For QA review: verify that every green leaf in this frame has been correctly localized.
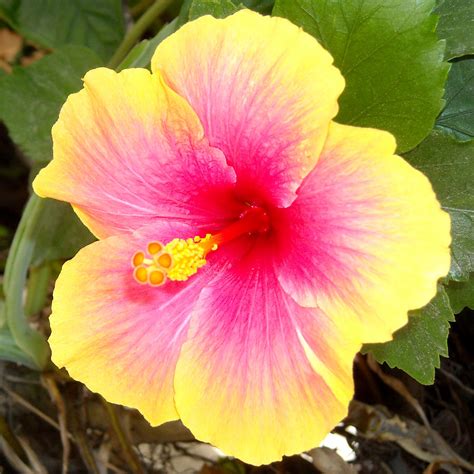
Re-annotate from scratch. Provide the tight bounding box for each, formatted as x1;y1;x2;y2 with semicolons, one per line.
273;0;449;153
185;0;273;21
189;0;243;19
3;196;50;369
31;199;95;266
117;18;178;71
446;275;474;313
405;131;474;281
0;298;5;329
435;0;474;59
436;58;474;142
241;0;275;13
363;286;454;385
25;264;51;317
3;193;94;370
0;45;102;164
1;295;39;367
177;0;193;27
0;0;124;61
0;47;100;369
0;326;37;368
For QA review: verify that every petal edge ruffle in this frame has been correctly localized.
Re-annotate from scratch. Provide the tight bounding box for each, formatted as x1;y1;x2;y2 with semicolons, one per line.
49;221;218;424
152;10;344;208
173;250;360;465
275;122;451;344
34;67;237;239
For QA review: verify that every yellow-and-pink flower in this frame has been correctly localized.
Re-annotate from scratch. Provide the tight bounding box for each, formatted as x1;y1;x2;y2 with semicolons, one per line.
33;10;450;465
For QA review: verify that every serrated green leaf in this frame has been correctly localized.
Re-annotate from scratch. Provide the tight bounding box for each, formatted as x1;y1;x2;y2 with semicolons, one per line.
189;0;243;19
446;274;474;313
0;0;124;61
436;58;474;141
185;0;273;21
0;46;102;164
435;0;474;59
273;0;449;153
405;131;474;281
363;286;454;385
241;0;274;13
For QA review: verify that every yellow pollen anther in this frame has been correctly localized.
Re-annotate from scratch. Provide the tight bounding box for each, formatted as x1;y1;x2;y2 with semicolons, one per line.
132;241;169;286
131;236;219;286
156;253;172;269
132;251;145;267
132;206;270;287
163;234;214;282
134;266;148;283
147;241;162;255
149;270;165;286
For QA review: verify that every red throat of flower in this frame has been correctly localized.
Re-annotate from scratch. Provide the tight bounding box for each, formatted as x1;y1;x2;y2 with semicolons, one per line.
131;206;270;287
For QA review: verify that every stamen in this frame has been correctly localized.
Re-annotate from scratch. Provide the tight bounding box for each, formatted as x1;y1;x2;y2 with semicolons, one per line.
131;206;270;287
156;253;172;269
164;234;214;282
132;240;170;286
149;269;165;286
132;251;145;267
147;241;162;255
133;266;148;283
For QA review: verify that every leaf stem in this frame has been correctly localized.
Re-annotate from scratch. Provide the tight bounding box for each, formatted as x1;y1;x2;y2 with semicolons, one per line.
129;0;154;18
3;195;50;369
108;0;174;69
25;264;51;317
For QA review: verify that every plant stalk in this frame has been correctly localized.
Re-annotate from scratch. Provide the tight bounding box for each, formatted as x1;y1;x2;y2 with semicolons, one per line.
108;0;174;69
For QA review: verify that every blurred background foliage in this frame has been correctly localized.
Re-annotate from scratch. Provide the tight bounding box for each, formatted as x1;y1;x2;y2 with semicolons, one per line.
0;0;473;472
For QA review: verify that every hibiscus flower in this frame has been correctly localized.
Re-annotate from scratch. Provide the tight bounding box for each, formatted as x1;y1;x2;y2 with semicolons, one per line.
33;10;450;465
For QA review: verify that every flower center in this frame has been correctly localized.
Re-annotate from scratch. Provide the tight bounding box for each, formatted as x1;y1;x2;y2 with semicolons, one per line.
131;206;270;287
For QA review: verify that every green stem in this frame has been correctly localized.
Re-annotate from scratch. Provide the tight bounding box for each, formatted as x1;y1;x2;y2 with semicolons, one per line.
25;264;51;317
3;195;50;369
129;0;154;18
108;0;174;69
